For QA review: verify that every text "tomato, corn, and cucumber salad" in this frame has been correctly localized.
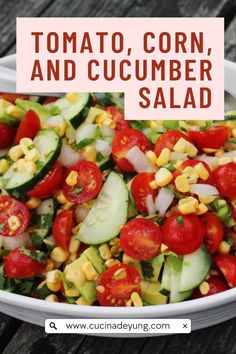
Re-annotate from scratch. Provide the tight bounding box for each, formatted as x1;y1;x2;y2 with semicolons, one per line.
0;92;235;307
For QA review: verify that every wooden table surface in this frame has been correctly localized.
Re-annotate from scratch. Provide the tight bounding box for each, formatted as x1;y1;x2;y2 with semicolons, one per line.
0;0;236;352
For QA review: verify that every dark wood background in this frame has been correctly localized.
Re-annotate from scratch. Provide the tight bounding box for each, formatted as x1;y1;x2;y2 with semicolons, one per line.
0;0;236;352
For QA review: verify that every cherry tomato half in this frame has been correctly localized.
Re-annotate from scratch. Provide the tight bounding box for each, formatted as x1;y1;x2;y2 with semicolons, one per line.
154;130;192;157
104;106;129;131
131;173;157;213
0;196;30;237
112;128;152;172
162;214;205;255
201;212;224;254
97;263;141;306
189;126;229;150
120;218;163;260
0;93;29;104
214;254;236;287
27;162;63;199
63;161;103;204
0;123;15;149
173;159;212;184
52;210;73;250
191;275;229;299
4;247;46;279
212;162;236;198
15;110;41;144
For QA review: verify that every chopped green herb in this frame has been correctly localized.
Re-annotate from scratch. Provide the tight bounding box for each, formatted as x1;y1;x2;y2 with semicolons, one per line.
156;217;165;225
0;223;4;231
50;106;61;116
163;162;176;172
130;120;146;131
75;138;95;150
71;187;83;196
176;216;183;225
96;151;105;162
19;248;46;263
27;144;35;151
35;160;44;170
102;136;113;144
226;238;234;246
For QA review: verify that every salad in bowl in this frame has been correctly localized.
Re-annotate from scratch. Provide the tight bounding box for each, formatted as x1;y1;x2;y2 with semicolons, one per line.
0;91;235;308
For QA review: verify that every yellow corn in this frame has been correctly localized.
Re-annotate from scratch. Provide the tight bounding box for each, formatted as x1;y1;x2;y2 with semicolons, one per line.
83;146;96;162
186;142;198;157
6;105;22;118
203;148;218;154
19;137;34;155
96;285;105;294
114;268;126;280
54;123;66;137
66;92;80;103
99;243;112;260
9;145;23;161
66;269;85;287
175;175;190;193
65;170;78;186
55;190;68;204
155;168;173;187
8;215;20;231
156;148;170;167
215;148;224;157
126;299;133;307
146;150;157;164
194;163;209;181
105;258;120;268
72;224;81;235
219;157;232;166
183;166;199;183
65;288;80;297
76;297;93;306
51;247;69;263
26;197;41;209
196;203;208;215
45;294;59;302
44;259;55;272
68;235;80;254
218;241;231;254
131;292;143;307
178;196;199;214
0;159;9;174
15;158;26;172
24;148;40;162
47;282;61;292
25;161;36;174
149;180;158;189
173;138;187;153
199;195;216;204
160;243;169;253
82;261;98;281
46;270;61;284
62;202;74;210
232;128;236;138
122;253;133;264
199;281;210;295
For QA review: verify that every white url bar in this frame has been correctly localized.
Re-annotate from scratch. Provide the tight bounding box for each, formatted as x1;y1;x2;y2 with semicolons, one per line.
45;318;191;334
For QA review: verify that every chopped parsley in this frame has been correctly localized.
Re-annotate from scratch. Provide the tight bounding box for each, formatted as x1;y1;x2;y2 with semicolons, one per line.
176;216;183;225
75;138;95;150
71;187;83;196
96;151;105;162
19;248;46;263
27;144;35;151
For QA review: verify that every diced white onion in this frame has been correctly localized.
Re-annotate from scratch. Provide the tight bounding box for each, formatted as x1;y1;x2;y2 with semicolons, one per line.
94;139;111;157
126;146;157;173
100;126;115;137
45;115;64;126
58;143;82;168
169;152;188;160
75;124;97;144
220;150;236;159
190;184;219;196
146;194;156;215
194;155;219;170
189;126;200;131
155;188;174;216
1;233;31;250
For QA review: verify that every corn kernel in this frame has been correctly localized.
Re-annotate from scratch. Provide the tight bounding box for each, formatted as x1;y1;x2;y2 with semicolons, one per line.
146;150;157;164
6;105;22;118
47;282;61;292
219;157;232;166
173;138;187;153
8;215;20;231
155;168;173;187
55;190;68;204
173;160;183;169
72;224;81;235
37;280;47;289
45;294;59;302
156;148;170;167
105;258;120;268
215;148;224;157
160;243;169;253
198;195;216;204
26;197;41;209
67;253;77;263
66;92;80;103
126;299;133;307
83;146;96;162
178;196;199;214
82;261;98;281
19;137;34;155
9;145;23;161
66;170;78;186
186;142;198;157
51;247;69;263
55;123;66;137
203;148;218;154
232;128;236;138
149;180;158;189
182;166;199;183
15;158;26;172
114;268;126;280
122;253;133;264
0;159;9;174
24;148;40;162
131;292;143;307
218;241;231;254
199;281;210;295
65;288;80;297
194;163;209;181
175;175;190;193
25;161;36;174
66;269;85;287
63;202;74;210
45;259;54;272
96;285;105;293
46;270;61;284
76;297;93;306
68;235;80;254
196;203;208;215
99;244;112;260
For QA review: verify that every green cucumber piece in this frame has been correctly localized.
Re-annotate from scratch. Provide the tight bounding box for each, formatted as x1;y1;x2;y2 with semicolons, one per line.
16;99;51;122
179;246;211;293
2;129;61;197
77;172;129;245
0;99;25;126
169;257;192;303
160;256;172;294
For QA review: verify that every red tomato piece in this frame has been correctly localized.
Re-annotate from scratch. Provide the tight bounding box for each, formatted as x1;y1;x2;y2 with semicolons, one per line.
131;173;157;213
43;97;59;105
0;123;15;149
0;93;29;104
214;254;236;287
189;126;229;149
97;263;141;306
52;210;73;250
112;128;152;172
154;130;192;157
120;218;163;260
191;275;229;299
0;196;30;237
201;212;224;254
104;106;129;130
4;247;46;279
173;159;212;184
15;110;41;144
212;162;236;198
162;214;205;255
27;162;63;199
63;161;103;204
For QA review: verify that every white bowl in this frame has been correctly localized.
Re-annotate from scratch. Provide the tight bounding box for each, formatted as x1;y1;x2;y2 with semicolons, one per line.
0;54;236;337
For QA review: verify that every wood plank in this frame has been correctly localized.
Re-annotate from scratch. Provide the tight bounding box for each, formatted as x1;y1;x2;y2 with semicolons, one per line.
0;314;21;353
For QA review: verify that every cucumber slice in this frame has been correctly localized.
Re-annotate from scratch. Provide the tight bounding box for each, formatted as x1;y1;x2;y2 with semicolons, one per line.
169;257;192;303
16;99;51;122
77;172;128;245
30;198;56;247
179;246;211;293
0;99;25;126
160;256;172;294
46;93;92;129
2;129;61;197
